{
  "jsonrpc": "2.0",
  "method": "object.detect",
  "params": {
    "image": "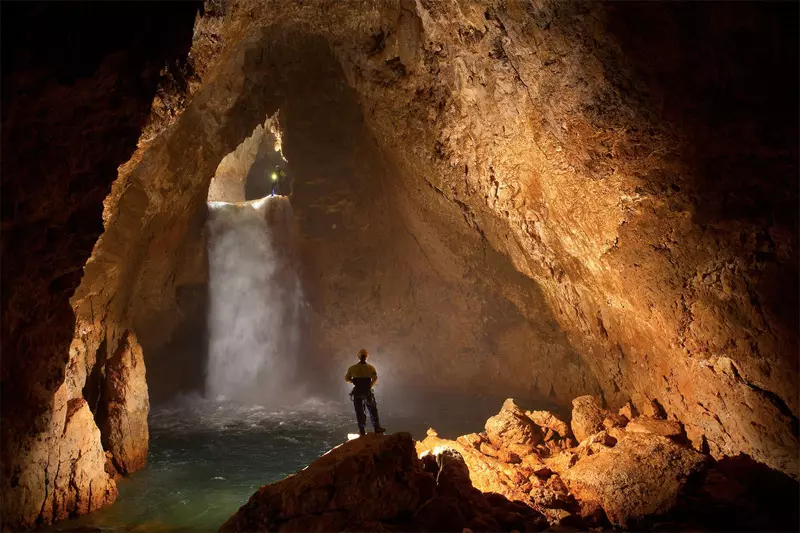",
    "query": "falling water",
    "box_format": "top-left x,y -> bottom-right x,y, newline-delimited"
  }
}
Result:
205,196 -> 305,406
